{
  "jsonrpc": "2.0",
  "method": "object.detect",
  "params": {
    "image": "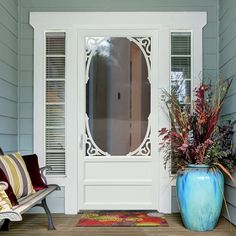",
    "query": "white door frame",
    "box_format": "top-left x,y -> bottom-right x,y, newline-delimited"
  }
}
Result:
30,12 -> 207,214
77,29 -> 159,210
